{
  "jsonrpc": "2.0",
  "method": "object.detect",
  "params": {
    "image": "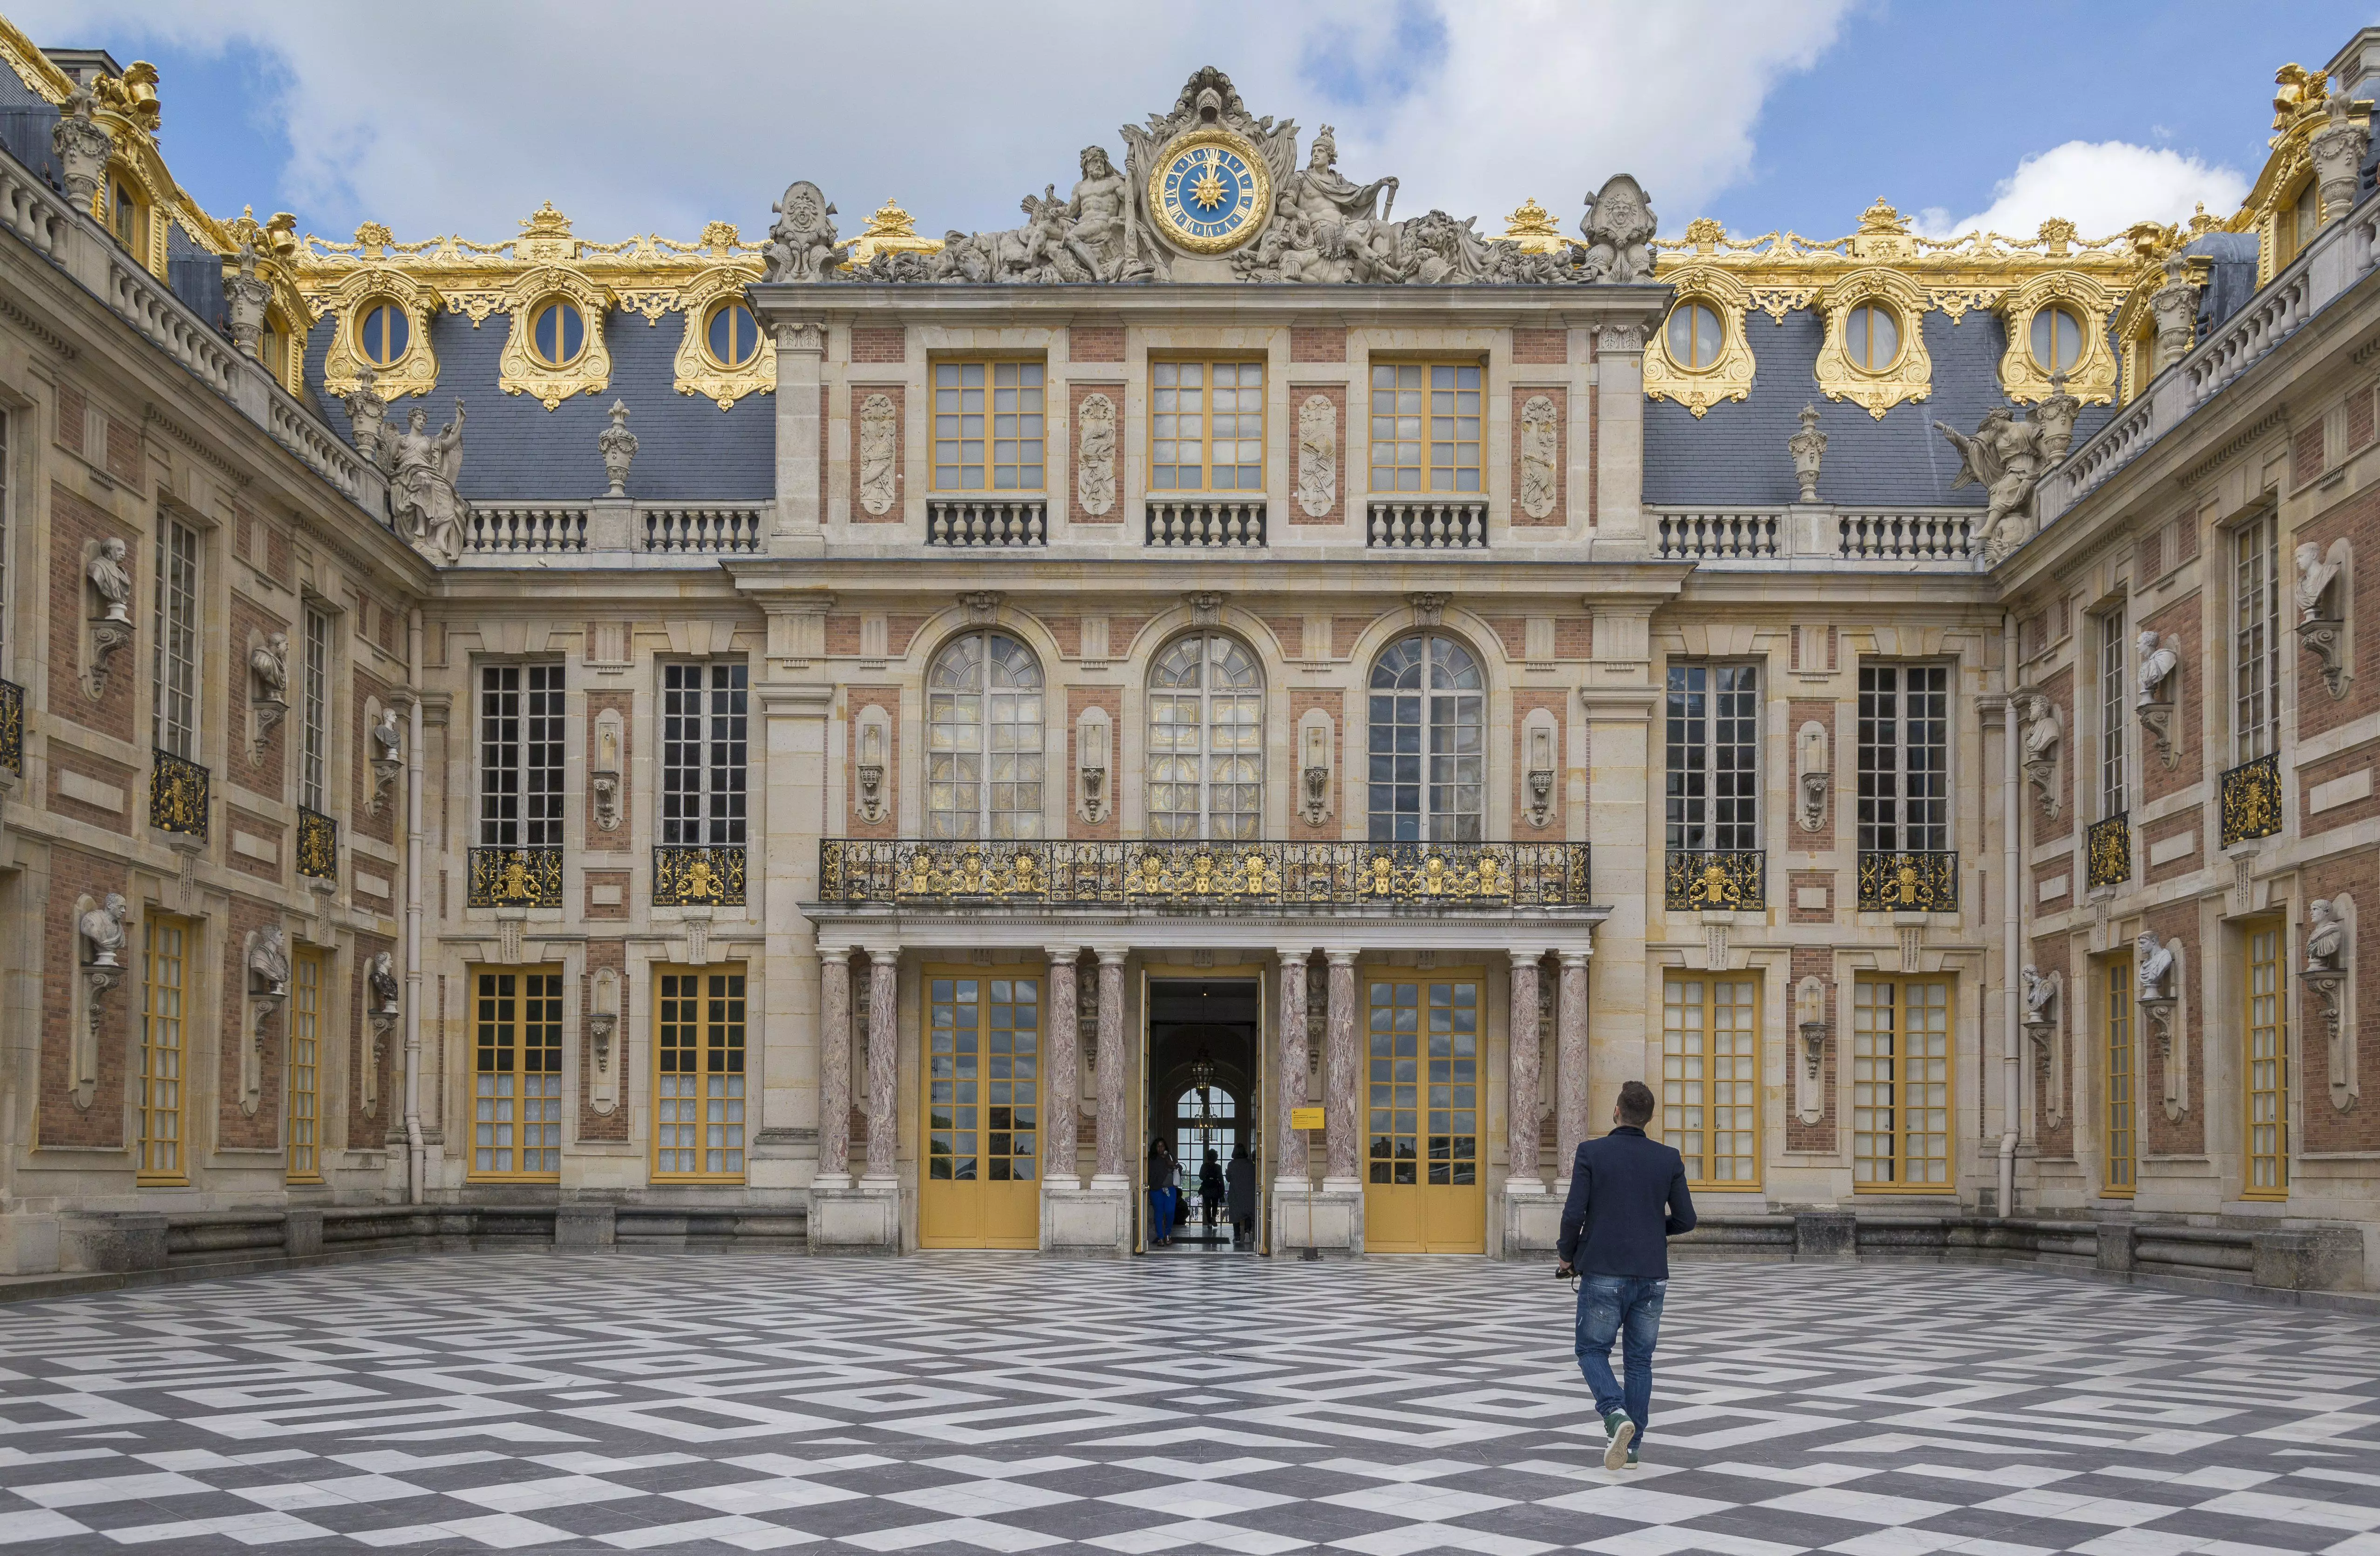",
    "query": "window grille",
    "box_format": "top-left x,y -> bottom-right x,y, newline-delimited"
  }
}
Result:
1856,665 -> 1949,853
1851,976 -> 1952,1187
926,973 -> 1040,1184
661,662 -> 748,845
1369,364 -> 1482,492
288,951 -> 322,1182
1151,360 -> 1263,491
932,361 -> 1045,491
2104,955 -> 2135,1194
2235,511 -> 2280,765
1146,633 -> 1262,841
1367,634 -> 1484,842
473,969 -> 562,1177
478,665 -> 564,847
2099,609 -> 2127,820
926,632 -> 1044,839
301,606 -> 330,813
1662,975 -> 1760,1188
139,915 -> 188,1183
657,968 -> 747,1178
153,519 -> 199,758
2244,922 -> 2288,1197
1666,664 -> 1759,851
